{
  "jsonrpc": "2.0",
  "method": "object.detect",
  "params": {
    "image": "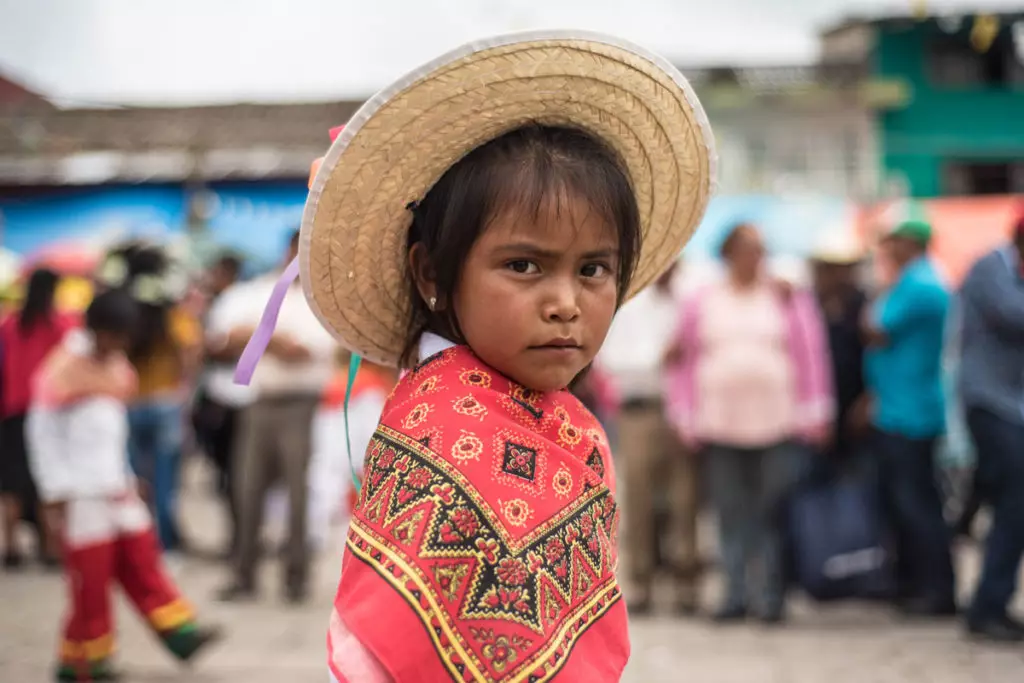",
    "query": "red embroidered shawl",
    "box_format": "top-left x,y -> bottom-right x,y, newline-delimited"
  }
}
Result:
331,346 -> 629,682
